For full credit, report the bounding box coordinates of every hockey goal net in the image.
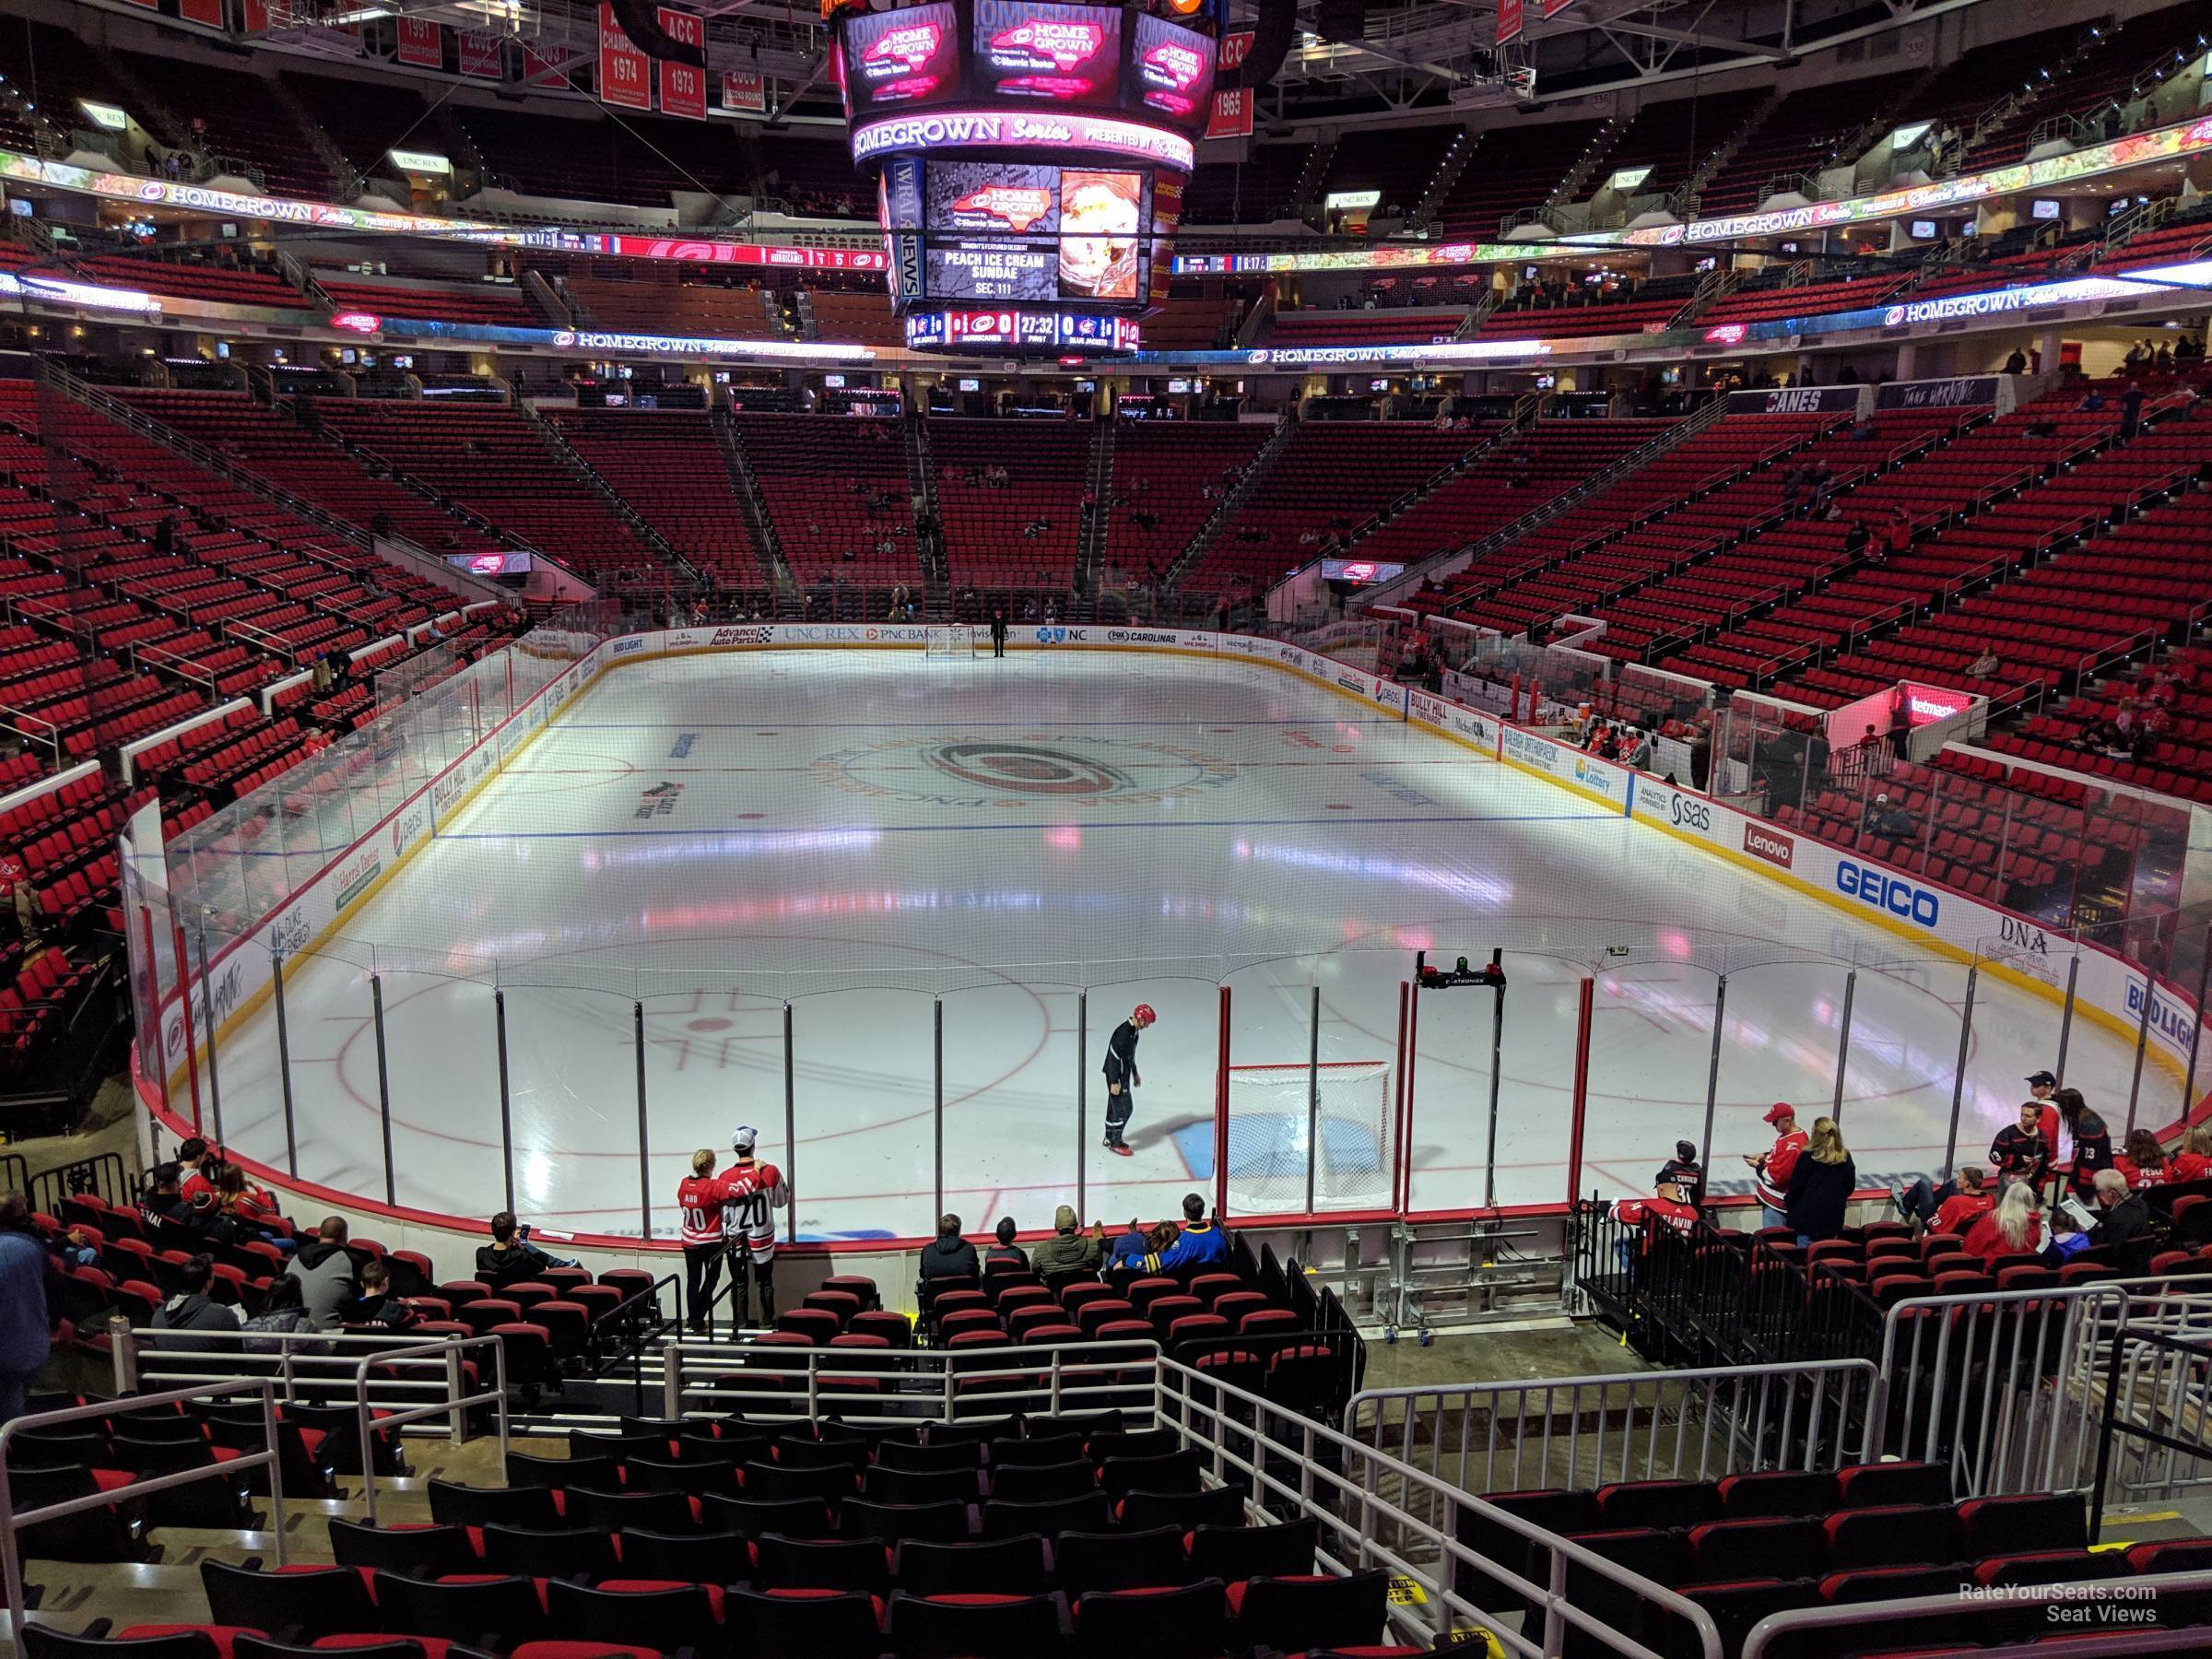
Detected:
[925,625,980,658]
[1224,1060,1394,1214]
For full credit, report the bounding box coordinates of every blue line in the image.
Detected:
[432,810,1616,839]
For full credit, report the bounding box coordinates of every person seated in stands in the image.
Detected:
[288,1217,359,1331]
[2077,388,2107,414]
[2171,1124,2212,1183]
[919,1212,979,1283]
[1620,727,1654,771]
[1653,1140,1704,1206]
[241,1274,319,1355]
[139,1162,209,1238]
[1860,792,1915,841]
[1843,518,1871,559]
[1107,1218,1149,1267]
[1610,1177,1700,1273]
[150,1253,245,1347]
[175,1137,222,1206]
[1967,641,2001,679]
[476,1211,571,1288]
[1893,1162,1993,1236]
[1138,1193,1229,1273]
[1963,1180,2042,1264]
[343,1259,420,1329]
[2005,349,2029,375]
[2115,1128,2169,1191]
[2080,1167,2152,1260]
[216,1165,294,1253]
[984,1217,1028,1275]
[1783,1116,1855,1244]
[1988,1100,2053,1192]
[1030,1205,1107,1277]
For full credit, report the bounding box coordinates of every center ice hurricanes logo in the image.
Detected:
[811,734,1238,808]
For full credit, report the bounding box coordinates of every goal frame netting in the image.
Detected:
[924,625,981,658]
[1224,1059,1395,1215]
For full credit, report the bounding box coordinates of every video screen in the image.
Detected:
[925,160,1060,303]
[842,3,961,115]
[1131,13,1215,124]
[917,160,1148,306]
[972,0,1121,104]
[1058,170,1144,302]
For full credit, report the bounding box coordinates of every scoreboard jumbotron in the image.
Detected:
[833,0,1218,357]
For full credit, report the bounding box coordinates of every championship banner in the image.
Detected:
[598,2,652,110]
[657,7,708,119]
[722,69,767,113]
[397,17,443,67]
[178,0,224,26]
[1218,29,1253,72]
[1542,0,1575,15]
[457,29,504,78]
[1206,86,1253,141]
[1496,0,1522,44]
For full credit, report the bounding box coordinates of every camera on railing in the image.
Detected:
[1417,955,1506,990]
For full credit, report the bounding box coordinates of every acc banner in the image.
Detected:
[657,7,708,119]
[458,30,504,77]
[1206,86,1253,140]
[1496,0,1522,43]
[722,69,767,113]
[599,2,653,109]
[397,17,443,67]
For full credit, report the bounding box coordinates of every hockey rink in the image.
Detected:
[193,648,2171,1241]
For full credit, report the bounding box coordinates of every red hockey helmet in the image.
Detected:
[1132,1004,1157,1025]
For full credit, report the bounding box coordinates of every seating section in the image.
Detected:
[458,107,748,209]
[69,255,312,312]
[1319,125,1459,216]
[1103,421,1271,582]
[315,275,543,329]
[1267,309,1469,348]
[1435,119,1611,238]
[1989,645,2212,804]
[1182,422,1491,594]
[107,49,335,200]
[732,413,919,590]
[1181,144,1315,225]
[1693,73,1918,217]
[931,419,1093,590]
[548,259,785,341]
[314,401,664,586]
[115,391,499,556]
[546,410,771,593]
[1590,88,1768,204]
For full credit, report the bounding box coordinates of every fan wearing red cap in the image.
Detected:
[1744,1102,1808,1230]
[1101,1003,1156,1158]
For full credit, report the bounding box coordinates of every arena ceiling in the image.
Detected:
[262,0,1998,128]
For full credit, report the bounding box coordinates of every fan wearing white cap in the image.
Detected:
[719,1125,791,1328]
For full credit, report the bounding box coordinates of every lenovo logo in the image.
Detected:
[1743,824,1795,869]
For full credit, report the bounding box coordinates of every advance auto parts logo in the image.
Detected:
[812,733,1237,809]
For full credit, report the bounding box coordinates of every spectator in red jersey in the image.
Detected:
[215,1164,293,1252]
[2114,1129,2168,1191]
[1893,1162,1992,1237]
[175,1138,221,1206]
[1989,1100,2053,1191]
[1962,1181,2042,1265]
[0,845,25,942]
[1746,1102,1807,1230]
[2170,1124,2212,1183]
[677,1148,726,1335]
[1611,1179,1700,1272]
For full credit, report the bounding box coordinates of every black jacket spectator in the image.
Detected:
[1989,1122,2052,1187]
[2090,1191,2151,1253]
[1784,1150,1855,1241]
[920,1214,979,1282]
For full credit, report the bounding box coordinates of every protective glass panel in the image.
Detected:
[942,977,1083,1247]
[1087,972,1218,1232]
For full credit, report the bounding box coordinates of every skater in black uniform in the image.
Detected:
[1102,1002,1155,1157]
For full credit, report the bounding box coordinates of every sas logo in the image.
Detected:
[1666,792,1712,832]
[1035,627,1068,644]
[1743,824,1795,869]
[1836,859,1940,928]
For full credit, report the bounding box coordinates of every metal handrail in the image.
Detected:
[354,1335,509,1524]
[1156,1359,1724,1658]
[1745,1577,2212,1657]
[1,1378,288,1650]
